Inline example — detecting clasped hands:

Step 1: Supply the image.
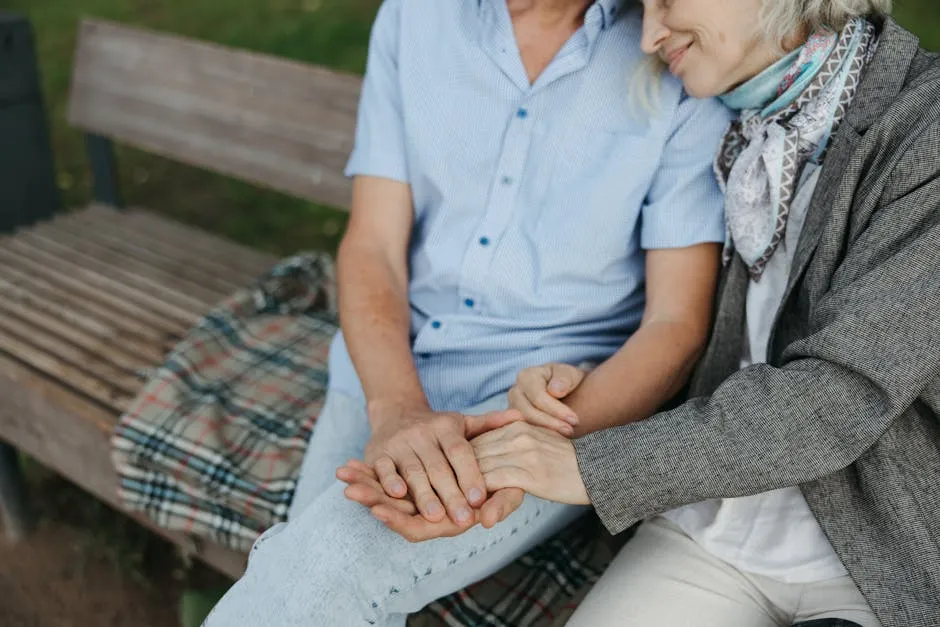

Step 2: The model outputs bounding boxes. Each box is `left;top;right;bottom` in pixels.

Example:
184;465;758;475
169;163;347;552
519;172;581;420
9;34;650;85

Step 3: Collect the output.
336;364;591;542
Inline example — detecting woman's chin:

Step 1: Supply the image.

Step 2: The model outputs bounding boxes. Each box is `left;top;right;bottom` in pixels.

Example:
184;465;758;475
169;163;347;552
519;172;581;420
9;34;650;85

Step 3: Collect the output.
677;77;721;100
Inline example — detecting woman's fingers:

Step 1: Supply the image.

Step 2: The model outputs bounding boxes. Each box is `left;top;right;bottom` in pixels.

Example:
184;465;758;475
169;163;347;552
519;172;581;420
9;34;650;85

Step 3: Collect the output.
508;386;575;436
478;488;526;528
545;363;587;398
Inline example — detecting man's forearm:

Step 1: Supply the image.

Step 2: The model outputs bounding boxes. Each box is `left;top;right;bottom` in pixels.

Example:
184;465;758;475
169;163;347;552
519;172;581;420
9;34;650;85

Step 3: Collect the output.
337;241;428;428
567;320;706;436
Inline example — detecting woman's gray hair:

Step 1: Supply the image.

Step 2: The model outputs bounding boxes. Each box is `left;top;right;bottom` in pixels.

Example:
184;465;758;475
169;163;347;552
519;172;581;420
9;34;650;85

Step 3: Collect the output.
760;0;892;50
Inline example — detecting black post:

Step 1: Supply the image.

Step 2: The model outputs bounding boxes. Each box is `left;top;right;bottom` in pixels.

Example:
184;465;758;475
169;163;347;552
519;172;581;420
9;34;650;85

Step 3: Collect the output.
0;13;60;233
86;133;122;207
0;442;32;542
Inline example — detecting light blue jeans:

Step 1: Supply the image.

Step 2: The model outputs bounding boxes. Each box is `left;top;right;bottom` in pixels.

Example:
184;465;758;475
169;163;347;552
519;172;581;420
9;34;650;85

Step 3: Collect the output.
204;388;587;627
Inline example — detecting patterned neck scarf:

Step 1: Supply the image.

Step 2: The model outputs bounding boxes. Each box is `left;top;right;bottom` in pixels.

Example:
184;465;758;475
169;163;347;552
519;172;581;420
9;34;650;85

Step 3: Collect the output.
714;18;878;280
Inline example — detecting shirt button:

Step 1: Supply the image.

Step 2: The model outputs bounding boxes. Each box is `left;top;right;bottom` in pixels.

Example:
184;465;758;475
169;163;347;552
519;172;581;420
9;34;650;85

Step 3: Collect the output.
464;298;475;308
501;176;513;185
479;236;490;247
431;320;442;329
516;108;528;119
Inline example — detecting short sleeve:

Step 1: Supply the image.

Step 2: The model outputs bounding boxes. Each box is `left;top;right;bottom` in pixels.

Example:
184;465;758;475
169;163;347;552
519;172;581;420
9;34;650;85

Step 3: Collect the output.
640;93;732;249
344;0;409;183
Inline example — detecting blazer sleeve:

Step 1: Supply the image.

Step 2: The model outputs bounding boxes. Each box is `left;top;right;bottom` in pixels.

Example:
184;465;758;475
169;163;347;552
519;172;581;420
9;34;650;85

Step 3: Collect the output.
575;119;940;534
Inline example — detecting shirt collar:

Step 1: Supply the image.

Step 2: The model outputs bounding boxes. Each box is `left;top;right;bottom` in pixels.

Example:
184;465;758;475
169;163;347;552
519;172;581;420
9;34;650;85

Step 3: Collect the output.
478;1;624;30
595;0;623;30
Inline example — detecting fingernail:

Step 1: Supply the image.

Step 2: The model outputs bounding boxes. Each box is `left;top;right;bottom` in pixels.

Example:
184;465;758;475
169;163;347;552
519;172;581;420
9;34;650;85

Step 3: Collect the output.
468;488;483;503
426;502;442;516
373;510;389;523
456;508;472;524
561;425;574;437
564;414;579;425
549;382;566;394
390;481;405;494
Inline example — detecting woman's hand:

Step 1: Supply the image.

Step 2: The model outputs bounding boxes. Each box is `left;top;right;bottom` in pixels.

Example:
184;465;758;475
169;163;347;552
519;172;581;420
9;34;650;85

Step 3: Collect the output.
471;422;591;505
508;363;588;437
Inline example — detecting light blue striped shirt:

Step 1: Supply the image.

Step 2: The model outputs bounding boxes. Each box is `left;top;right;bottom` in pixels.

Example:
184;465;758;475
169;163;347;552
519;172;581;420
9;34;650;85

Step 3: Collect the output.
329;0;732;411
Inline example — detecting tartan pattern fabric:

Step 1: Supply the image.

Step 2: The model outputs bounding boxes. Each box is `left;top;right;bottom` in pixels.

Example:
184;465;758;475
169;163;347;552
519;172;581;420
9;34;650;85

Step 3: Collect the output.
111;253;339;551
111;252;617;624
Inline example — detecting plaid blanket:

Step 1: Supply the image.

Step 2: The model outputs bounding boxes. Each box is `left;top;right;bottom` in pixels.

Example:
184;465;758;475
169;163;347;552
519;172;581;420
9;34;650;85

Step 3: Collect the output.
111;253;617;625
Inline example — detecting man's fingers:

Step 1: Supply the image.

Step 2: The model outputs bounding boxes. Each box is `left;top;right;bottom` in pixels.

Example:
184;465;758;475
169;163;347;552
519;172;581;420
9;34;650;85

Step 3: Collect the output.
479;488;525;529
374;456;408;498
396;450;447;523
438;431;487;508
412;439;474;527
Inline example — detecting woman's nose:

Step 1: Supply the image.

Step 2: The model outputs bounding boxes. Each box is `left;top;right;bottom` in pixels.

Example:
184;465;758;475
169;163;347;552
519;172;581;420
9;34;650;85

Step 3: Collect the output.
640;11;670;55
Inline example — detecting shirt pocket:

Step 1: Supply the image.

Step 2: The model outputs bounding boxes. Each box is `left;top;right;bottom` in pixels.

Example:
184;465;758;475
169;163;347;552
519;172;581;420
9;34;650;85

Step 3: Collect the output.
532;124;650;263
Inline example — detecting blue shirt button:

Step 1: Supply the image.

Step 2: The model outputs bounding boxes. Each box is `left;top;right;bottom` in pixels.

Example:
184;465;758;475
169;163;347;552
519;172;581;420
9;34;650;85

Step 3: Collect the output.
479;237;490;247
501;176;513;185
464;298;475;308
431;320;442;329
516;108;528;119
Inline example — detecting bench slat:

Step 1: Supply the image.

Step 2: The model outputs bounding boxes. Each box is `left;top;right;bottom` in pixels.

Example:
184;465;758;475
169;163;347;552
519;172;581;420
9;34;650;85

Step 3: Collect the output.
0;353;247;579
16;230;229;306
68;20;360;210
6;233;215;316
66;210;267;288
0;284;158;374
0;274;168;364
0;261;177;348
83;205;279;276
0;310;144;396
0;239;200;328
32;219;245;298
0;247;190;338
0;329;133;413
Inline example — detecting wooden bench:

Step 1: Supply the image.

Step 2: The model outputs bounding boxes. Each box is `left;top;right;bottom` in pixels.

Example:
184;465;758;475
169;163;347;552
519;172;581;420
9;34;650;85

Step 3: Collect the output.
0;15;361;579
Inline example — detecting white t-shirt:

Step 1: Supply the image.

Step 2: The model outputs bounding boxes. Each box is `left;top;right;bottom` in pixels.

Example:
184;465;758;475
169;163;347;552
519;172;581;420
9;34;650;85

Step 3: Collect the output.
662;164;848;583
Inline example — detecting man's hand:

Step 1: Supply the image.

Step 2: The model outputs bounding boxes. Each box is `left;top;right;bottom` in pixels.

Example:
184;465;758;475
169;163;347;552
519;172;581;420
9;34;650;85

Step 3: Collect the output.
363;403;521;527
508;363;588;436
337;460;525;542
472;422;591;505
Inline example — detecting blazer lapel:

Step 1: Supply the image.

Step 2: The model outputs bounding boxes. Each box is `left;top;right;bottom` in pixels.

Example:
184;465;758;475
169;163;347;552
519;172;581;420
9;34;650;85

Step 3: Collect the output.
777;18;920;321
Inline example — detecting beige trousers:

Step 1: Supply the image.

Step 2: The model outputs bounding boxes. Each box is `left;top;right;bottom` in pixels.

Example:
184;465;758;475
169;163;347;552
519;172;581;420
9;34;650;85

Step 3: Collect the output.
567;517;881;627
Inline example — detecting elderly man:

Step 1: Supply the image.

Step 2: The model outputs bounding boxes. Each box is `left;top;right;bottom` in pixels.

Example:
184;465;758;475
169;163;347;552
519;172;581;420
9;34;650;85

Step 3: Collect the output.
203;1;730;624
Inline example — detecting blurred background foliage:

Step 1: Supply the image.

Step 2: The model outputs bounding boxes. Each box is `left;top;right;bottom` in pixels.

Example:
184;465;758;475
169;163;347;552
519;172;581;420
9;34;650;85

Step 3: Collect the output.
10;0;939;256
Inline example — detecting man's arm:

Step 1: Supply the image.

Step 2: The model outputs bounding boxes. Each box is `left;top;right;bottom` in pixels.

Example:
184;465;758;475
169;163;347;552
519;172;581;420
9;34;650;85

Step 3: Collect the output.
338;176;426;415
576;123;940;534
513;243;720;436
336;0;489;527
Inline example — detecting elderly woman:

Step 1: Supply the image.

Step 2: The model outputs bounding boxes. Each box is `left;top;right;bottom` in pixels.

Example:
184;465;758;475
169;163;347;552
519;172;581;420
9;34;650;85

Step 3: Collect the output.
346;0;940;625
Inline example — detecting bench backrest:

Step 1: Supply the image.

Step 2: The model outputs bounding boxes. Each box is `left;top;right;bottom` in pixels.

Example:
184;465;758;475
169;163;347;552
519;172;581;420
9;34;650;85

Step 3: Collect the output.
67;19;362;210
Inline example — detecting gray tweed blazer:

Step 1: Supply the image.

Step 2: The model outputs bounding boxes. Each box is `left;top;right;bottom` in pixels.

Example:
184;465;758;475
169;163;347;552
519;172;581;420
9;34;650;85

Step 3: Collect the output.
574;17;940;627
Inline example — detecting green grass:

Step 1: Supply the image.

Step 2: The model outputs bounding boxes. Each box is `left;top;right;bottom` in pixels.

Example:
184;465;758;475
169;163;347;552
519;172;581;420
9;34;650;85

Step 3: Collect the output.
10;0;939;255
9;0;384;255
